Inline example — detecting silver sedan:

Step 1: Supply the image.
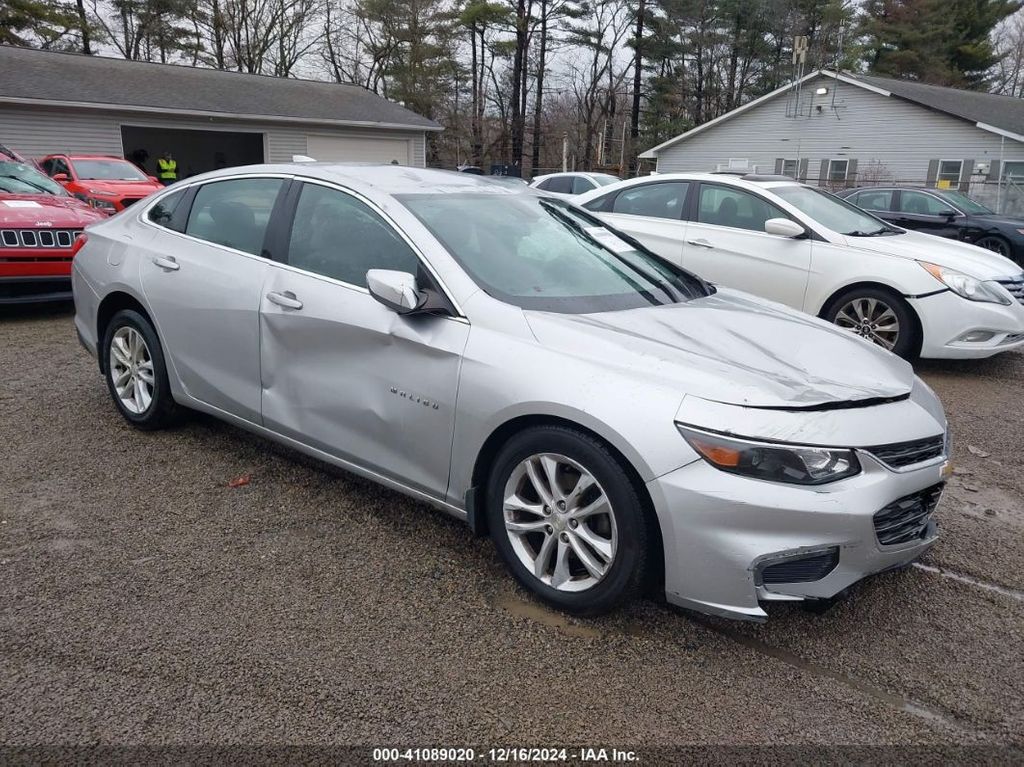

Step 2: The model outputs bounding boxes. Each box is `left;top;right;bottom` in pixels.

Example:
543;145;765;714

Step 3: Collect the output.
72;165;951;621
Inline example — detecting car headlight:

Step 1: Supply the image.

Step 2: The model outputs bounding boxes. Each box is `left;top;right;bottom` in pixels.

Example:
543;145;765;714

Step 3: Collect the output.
677;425;861;485
89;197;117;212
919;262;1012;305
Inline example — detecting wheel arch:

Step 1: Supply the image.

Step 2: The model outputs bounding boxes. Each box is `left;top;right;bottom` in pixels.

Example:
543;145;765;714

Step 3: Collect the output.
466;413;665;592
95;290;156;374
816;280;924;354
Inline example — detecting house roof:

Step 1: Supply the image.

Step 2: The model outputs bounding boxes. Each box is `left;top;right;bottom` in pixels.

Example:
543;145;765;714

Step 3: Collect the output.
0;45;442;132
854;73;1024;138
640;70;1024;159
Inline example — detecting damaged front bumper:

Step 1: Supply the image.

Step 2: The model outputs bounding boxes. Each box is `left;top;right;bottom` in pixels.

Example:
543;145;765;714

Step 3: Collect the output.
648;449;947;622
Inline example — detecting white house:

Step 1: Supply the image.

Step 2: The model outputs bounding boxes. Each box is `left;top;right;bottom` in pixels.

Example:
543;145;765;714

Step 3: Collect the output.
640;70;1024;213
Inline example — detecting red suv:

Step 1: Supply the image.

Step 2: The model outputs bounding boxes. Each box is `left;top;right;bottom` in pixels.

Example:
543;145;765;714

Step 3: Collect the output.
1;145;106;303
39;154;163;213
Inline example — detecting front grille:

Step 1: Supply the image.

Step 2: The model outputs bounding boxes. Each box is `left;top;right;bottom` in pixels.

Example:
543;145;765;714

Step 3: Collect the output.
0;229;83;249
873;483;943;546
761;548;839;584
997;275;1024;305
866;434;945;469
120;198;142;208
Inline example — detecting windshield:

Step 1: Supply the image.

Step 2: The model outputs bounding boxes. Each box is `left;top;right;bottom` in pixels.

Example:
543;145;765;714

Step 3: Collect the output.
939;190;993;215
72;159;148;181
592;174;621;187
772;185;898;236
0;161;67;196
399;193;711;312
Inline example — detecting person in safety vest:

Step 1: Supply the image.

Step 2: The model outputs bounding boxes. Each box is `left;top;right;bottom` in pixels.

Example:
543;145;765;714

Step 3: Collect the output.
157;151;177;184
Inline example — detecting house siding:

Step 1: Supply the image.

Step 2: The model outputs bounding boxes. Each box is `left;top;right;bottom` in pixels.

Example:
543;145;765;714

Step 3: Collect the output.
652;75;1024;187
0;103;429;167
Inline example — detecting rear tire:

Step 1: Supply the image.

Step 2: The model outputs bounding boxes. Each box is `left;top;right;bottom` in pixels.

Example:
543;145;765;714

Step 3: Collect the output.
486;425;652;616
824;286;920;360
102;309;181;430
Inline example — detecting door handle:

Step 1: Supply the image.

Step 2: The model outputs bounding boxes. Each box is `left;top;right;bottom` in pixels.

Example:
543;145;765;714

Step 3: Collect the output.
686;239;714;249
152;255;179;271
266;290;303;310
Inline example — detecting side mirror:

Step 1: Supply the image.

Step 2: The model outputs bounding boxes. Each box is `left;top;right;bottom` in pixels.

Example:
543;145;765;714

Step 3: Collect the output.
938;209;958;220
148;175;160;183
52;173;69;182
764;217;806;238
367;269;425;314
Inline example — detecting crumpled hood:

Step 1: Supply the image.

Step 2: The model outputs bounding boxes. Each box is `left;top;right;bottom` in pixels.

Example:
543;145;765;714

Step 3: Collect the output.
842;229;1021;279
524;289;914;408
0;194;105;226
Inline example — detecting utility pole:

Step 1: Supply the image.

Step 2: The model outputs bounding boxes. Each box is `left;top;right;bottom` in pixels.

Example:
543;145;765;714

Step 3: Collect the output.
562;132;568;172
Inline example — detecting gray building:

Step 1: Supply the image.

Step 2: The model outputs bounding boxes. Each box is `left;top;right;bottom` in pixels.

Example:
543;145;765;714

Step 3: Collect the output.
0;46;441;178
640;70;1024;213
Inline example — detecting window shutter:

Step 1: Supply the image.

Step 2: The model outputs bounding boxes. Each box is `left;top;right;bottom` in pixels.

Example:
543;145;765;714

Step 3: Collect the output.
960;158;974;191
988;160;1002;182
798;159;809;181
925;160;939;187
774;158;784;174
818;159;829;185
847;159;858;183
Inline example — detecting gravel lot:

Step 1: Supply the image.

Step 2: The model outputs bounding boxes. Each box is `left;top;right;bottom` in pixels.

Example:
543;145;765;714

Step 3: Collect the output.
1;304;1023;754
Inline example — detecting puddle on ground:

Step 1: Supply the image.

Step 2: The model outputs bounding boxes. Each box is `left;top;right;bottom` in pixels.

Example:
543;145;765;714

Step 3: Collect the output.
492;593;602;639
912;562;1024;604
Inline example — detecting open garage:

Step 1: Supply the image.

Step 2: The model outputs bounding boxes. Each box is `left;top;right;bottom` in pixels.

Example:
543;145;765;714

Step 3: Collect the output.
0;47;440;178
120;125;265;178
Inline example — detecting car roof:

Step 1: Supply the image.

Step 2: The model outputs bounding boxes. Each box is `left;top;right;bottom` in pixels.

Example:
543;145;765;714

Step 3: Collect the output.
181;163;532;197
575;171;807;199
533;171;593;179
843;185;949;193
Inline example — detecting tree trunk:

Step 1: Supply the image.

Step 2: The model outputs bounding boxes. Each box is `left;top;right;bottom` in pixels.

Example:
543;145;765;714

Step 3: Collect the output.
530;0;548;174
75;0;91;53
629;0;644;174
470;23;481;165
509;0;528;168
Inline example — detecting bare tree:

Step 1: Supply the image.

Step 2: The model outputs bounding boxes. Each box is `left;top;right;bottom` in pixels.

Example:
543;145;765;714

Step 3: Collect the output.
992;10;1024;97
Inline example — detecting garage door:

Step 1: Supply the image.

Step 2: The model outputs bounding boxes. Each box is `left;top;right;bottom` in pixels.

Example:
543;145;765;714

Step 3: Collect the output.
306;134;412;165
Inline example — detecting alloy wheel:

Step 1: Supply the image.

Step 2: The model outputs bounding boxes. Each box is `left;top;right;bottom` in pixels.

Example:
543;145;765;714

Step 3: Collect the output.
502;453;618;592
834;297;901;351
109;326;155;414
977;237;1010;257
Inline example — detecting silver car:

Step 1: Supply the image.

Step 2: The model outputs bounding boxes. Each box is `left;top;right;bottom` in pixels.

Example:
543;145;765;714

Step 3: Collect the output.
72;165;951;621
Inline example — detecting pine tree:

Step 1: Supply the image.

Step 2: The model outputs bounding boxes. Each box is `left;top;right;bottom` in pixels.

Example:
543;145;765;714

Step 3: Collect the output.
863;0;1019;87
1;0;79;47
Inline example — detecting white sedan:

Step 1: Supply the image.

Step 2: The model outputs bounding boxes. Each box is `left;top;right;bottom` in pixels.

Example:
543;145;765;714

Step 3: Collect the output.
576;172;1024;359
529;171;620;198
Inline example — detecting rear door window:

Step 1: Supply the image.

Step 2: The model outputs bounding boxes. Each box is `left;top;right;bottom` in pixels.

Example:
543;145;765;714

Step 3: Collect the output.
185;178;284;255
610;182;690;220
851;189;894;211
543;176;573;194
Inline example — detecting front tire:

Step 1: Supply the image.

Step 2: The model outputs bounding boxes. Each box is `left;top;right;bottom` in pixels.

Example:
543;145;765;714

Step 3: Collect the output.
976;235;1012;260
486;426;652;616
824;287;920;359
102;309;180;430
